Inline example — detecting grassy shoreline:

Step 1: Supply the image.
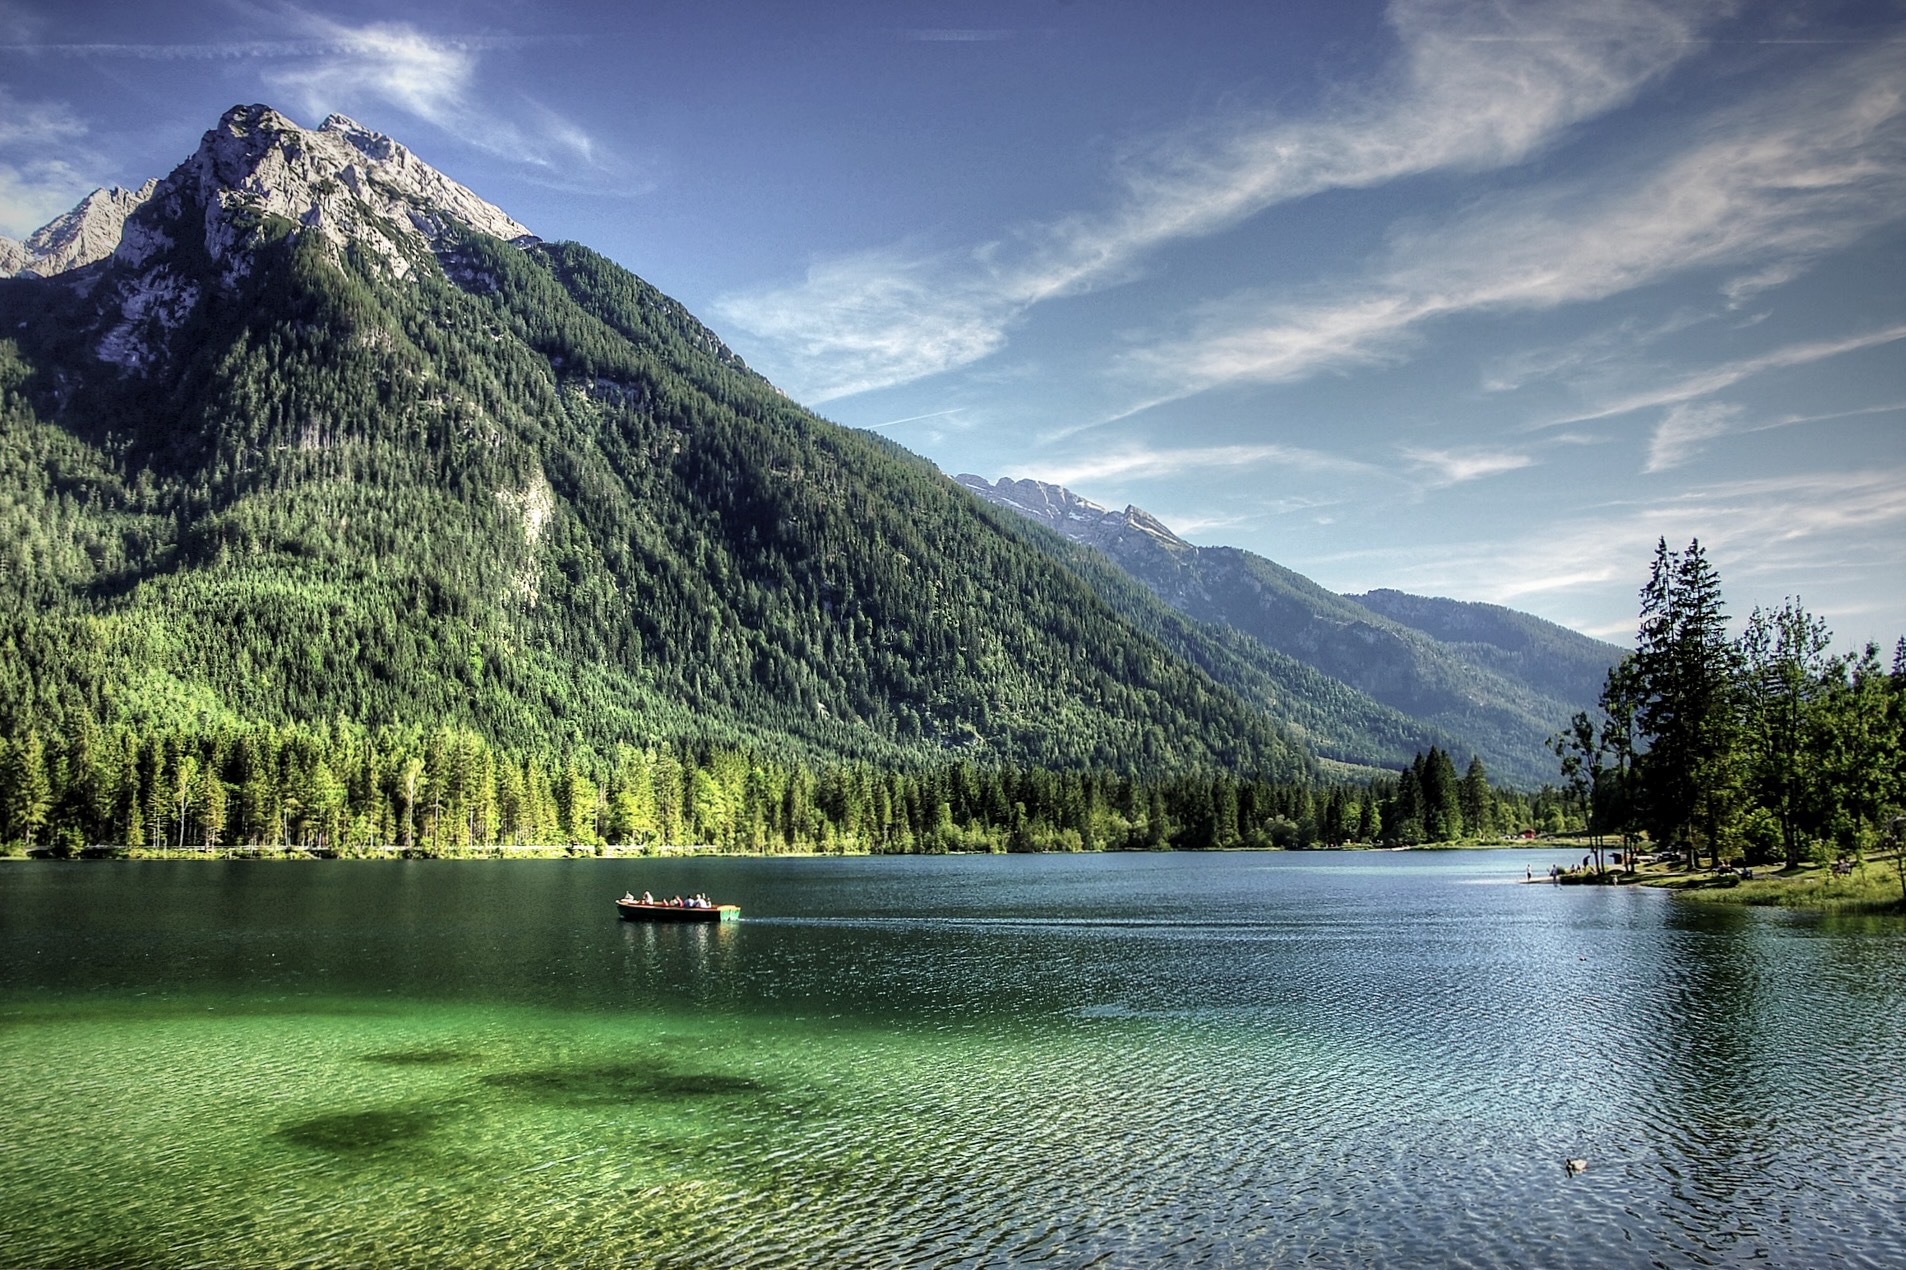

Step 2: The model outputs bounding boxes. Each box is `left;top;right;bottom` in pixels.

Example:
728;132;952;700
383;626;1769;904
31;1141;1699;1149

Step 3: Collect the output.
1638;850;1905;914
1535;846;1906;915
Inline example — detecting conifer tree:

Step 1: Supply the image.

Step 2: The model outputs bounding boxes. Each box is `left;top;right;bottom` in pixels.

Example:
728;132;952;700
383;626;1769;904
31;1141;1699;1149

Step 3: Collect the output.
1738;600;1833;868
1459;757;1492;839
1632;539;1740;866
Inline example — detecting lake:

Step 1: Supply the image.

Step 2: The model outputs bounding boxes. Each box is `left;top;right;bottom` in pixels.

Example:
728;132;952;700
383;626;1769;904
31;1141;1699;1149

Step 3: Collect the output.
3;851;1902;1268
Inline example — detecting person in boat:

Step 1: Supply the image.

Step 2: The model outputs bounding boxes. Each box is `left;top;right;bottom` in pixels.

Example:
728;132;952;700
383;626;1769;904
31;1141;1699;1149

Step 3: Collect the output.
622;892;635;902
641;891;654;904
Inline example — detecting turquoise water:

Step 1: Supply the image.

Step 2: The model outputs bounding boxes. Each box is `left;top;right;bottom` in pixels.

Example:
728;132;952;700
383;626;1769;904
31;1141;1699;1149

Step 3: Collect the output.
3;852;1902;1267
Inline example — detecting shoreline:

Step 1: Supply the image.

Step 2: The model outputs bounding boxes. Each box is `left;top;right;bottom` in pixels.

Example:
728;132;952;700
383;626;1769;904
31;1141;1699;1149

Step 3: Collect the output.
1524;848;1905;915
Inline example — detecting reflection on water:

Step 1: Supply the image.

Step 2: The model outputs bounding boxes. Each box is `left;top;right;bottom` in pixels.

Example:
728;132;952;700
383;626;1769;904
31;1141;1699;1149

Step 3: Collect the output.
1;851;1902;1268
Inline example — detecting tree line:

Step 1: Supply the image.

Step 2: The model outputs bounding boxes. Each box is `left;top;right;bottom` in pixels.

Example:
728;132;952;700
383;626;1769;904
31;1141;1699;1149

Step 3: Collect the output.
0;716;1562;856
1551;539;1905;869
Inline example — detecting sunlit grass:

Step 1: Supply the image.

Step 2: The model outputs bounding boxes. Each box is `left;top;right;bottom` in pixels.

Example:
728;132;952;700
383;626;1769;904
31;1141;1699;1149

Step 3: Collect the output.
1656;849;1906;914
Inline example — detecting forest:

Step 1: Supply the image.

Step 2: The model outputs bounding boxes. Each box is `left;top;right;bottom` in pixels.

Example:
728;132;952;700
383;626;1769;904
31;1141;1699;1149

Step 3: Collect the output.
0;228;1323;784
0;715;1564;856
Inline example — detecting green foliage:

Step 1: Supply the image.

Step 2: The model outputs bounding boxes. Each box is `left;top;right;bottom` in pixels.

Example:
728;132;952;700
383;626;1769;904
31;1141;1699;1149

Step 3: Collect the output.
0;224;1314;784
0;718;1368;855
1561;542;1904;876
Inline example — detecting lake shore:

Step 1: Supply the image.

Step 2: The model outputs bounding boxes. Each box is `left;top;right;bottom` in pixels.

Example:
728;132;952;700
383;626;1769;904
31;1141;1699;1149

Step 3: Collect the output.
1642;850;1905;913
19;841;1900;915
1527;847;1905;914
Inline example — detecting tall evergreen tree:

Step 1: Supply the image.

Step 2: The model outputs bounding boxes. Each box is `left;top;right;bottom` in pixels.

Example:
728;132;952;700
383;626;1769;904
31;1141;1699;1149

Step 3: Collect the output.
1738;600;1833;868
1459;756;1492;839
1632;539;1740;866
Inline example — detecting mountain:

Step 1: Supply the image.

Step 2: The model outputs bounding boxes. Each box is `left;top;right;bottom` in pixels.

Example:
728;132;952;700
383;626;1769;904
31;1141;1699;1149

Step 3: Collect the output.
0;181;157;279
956;475;1621;785
0;105;1314;781
1346;588;1622;709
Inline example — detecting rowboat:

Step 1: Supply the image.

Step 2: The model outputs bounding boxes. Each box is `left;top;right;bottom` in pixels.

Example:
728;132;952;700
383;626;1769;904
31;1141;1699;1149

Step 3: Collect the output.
616;898;740;922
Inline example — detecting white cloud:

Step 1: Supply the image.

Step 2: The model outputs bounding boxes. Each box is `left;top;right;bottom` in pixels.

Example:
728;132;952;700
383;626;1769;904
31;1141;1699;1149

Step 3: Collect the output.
718;0;1722;400
255;12;602;173
1124;40;1904;404
1032;443;1375;488
0;86;85;149
1549;323;1906;426
0;159;95;238
0;87;97;237
1750;401;1906;433
1644;402;1739;473
1;9;608;179
715;246;1011;402
266;21;480;134
1402;446;1537;486
1326;467;1906;632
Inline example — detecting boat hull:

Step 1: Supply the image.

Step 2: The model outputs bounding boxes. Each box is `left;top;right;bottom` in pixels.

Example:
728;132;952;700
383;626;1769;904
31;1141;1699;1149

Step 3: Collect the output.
616;900;740;922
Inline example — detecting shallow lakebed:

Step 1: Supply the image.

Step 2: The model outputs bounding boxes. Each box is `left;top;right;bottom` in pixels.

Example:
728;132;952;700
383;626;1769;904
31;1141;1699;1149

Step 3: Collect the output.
4;851;1902;1268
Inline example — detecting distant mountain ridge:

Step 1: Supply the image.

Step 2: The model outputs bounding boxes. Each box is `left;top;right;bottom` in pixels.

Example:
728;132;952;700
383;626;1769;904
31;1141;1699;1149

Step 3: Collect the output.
956;475;1622;785
1347;588;1621;709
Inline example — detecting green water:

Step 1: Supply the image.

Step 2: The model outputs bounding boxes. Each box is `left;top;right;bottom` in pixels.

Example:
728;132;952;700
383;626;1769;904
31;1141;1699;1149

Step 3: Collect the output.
4;853;1903;1267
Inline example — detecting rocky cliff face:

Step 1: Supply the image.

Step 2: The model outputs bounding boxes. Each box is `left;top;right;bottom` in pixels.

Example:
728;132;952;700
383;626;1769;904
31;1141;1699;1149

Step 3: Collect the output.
138;105;536;278
0;181;157;278
3;105;535;289
956;474;1211;608
956;475;1190;553
19;105;544;375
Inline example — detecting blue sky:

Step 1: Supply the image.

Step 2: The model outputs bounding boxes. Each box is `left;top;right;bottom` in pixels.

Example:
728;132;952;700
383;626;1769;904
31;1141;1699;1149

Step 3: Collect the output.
3;0;1902;649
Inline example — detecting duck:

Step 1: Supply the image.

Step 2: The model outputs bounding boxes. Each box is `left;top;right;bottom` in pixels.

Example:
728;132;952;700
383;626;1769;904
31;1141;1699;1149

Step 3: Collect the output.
1564;1158;1588;1176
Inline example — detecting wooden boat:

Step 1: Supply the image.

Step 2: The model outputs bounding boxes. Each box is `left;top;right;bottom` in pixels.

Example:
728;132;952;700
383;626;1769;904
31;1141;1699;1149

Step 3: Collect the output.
616;897;740;922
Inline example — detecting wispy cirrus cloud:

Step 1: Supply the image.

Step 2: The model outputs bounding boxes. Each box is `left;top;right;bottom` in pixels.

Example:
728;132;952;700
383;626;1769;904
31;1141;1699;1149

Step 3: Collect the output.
1640;394;1906;477
257;10;602;174
1032;442;1376;489
1126;40;1906;406
716;245;1013;402
1402;446;1537;487
1546;323;1906;427
902;30;1015;43
1644;402;1740;473
718;0;1723;401
0;86;95;237
1;6;607;179
1308;466;1906;640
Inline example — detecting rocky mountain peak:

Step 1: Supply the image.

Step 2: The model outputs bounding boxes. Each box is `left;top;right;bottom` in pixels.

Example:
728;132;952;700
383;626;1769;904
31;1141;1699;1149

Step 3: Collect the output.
0;180;158;279
955;474;1193;556
132;103;536;279
7;104;546;374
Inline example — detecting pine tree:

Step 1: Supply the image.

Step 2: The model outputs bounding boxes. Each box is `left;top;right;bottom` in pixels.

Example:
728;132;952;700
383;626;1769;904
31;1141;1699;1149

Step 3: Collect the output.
2;731;52;849
1459;757;1492;840
1737;600;1833;867
1632;539;1741;867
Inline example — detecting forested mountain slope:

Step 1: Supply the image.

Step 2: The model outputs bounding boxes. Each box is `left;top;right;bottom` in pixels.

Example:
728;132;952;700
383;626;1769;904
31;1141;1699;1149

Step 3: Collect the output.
1346;588;1622;709
0;105;1311;782
958;476;1621;785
